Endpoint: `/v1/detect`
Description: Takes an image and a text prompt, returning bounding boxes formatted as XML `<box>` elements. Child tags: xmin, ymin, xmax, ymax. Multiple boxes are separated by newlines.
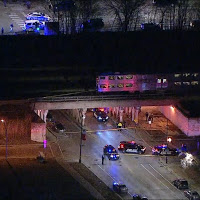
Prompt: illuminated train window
<box><xmin>191</xmin><ymin>81</ymin><xmax>198</xmax><ymax>85</ymax></box>
<box><xmin>109</xmin><ymin>76</ymin><xmax>115</xmax><ymax>80</ymax></box>
<box><xmin>174</xmin><ymin>82</ymin><xmax>181</xmax><ymax>86</ymax></box>
<box><xmin>157</xmin><ymin>79</ymin><xmax>161</xmax><ymax>83</ymax></box>
<box><xmin>109</xmin><ymin>84</ymin><xmax>115</xmax><ymax>88</ymax></box>
<box><xmin>163</xmin><ymin>79</ymin><xmax>167</xmax><ymax>83</ymax></box>
<box><xmin>100</xmin><ymin>84</ymin><xmax>107</xmax><ymax>88</ymax></box>
<box><xmin>183</xmin><ymin>73</ymin><xmax>190</xmax><ymax>77</ymax></box>
<box><xmin>100</xmin><ymin>76</ymin><xmax>106</xmax><ymax>80</ymax></box>
<box><xmin>174</xmin><ymin>74</ymin><xmax>181</xmax><ymax>78</ymax></box>
<box><xmin>183</xmin><ymin>82</ymin><xmax>190</xmax><ymax>85</ymax></box>
<box><xmin>117</xmin><ymin>83</ymin><xmax>124</xmax><ymax>88</ymax></box>
<box><xmin>192</xmin><ymin>73</ymin><xmax>199</xmax><ymax>77</ymax></box>
<box><xmin>126</xmin><ymin>83</ymin><xmax>133</xmax><ymax>87</ymax></box>
<box><xmin>126</xmin><ymin>75</ymin><xmax>133</xmax><ymax>79</ymax></box>
<box><xmin>117</xmin><ymin>76</ymin><xmax>124</xmax><ymax>80</ymax></box>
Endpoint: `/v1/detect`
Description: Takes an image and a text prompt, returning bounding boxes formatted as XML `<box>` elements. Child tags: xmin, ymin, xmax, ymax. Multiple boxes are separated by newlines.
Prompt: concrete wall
<box><xmin>159</xmin><ymin>106</ymin><xmax>200</xmax><ymax>136</ymax></box>
<box><xmin>31</xmin><ymin>122</ymin><xmax>46</xmax><ymax>143</ymax></box>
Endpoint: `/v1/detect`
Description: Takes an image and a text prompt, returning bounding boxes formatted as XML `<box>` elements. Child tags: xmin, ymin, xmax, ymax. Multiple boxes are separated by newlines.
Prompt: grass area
<box><xmin>0</xmin><ymin>159</ymin><xmax>95</xmax><ymax>200</ymax></box>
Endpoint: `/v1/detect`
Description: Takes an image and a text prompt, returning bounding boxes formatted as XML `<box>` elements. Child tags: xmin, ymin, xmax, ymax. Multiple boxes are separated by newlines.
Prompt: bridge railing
<box><xmin>35</xmin><ymin>92</ymin><xmax>177</xmax><ymax>102</ymax></box>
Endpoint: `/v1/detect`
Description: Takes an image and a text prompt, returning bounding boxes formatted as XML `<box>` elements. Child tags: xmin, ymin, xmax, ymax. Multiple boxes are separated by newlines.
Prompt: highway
<box><xmin>48</xmin><ymin>110</ymin><xmax>187</xmax><ymax>199</ymax></box>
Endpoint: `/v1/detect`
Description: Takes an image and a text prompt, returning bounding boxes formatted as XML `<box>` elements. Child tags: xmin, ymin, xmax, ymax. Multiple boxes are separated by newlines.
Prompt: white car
<box><xmin>26</xmin><ymin>12</ymin><xmax>50</xmax><ymax>21</ymax></box>
<box><xmin>24</xmin><ymin>20</ymin><xmax>45</xmax><ymax>30</ymax></box>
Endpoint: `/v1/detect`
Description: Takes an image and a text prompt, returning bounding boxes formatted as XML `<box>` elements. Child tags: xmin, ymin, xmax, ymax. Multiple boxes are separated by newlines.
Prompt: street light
<box><xmin>79</xmin><ymin>115</ymin><xmax>85</xmax><ymax>163</ymax></box>
<box><xmin>1</xmin><ymin>119</ymin><xmax>8</xmax><ymax>160</ymax></box>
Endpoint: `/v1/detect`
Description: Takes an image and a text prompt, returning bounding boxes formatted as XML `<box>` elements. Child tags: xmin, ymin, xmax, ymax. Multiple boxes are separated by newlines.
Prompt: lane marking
<box><xmin>141</xmin><ymin>164</ymin><xmax>170</xmax><ymax>190</ymax></box>
<box><xmin>148</xmin><ymin>164</ymin><xmax>184</xmax><ymax>194</ymax></box>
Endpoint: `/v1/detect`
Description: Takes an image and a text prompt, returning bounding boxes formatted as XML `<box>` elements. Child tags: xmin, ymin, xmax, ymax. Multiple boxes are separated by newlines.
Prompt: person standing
<box><xmin>1</xmin><ymin>27</ymin><xmax>4</xmax><ymax>35</ymax></box>
<box><xmin>145</xmin><ymin>112</ymin><xmax>149</xmax><ymax>121</ymax></box>
<box><xmin>102</xmin><ymin>155</ymin><xmax>104</xmax><ymax>165</ymax></box>
<box><xmin>10</xmin><ymin>24</ymin><xmax>14</xmax><ymax>32</ymax></box>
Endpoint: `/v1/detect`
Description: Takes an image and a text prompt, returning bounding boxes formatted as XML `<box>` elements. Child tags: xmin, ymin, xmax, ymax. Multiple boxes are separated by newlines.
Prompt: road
<box><xmin>48</xmin><ymin>110</ymin><xmax>187</xmax><ymax>200</ymax></box>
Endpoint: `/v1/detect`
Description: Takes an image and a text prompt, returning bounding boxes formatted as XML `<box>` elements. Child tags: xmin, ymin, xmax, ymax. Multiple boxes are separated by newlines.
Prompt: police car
<box><xmin>26</xmin><ymin>12</ymin><xmax>51</xmax><ymax>21</ymax></box>
<box><xmin>94</xmin><ymin>111</ymin><xmax>109</xmax><ymax>122</ymax></box>
<box><xmin>118</xmin><ymin>141</ymin><xmax>146</xmax><ymax>154</ymax></box>
<box><xmin>103</xmin><ymin>145</ymin><xmax>120</xmax><ymax>160</ymax></box>
<box><xmin>152</xmin><ymin>144</ymin><xmax>179</xmax><ymax>156</ymax></box>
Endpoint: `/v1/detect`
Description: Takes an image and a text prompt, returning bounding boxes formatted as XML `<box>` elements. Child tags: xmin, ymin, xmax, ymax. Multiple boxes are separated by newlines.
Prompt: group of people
<box><xmin>1</xmin><ymin>24</ymin><xmax>14</xmax><ymax>35</ymax></box>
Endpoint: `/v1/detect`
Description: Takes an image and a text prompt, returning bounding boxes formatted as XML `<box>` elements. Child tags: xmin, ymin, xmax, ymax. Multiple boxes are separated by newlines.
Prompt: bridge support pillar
<box><xmin>131</xmin><ymin>107</ymin><xmax>135</xmax><ymax>122</ymax></box>
<box><xmin>119</xmin><ymin>108</ymin><xmax>124</xmax><ymax>122</ymax></box>
<box><xmin>128</xmin><ymin>107</ymin><xmax>132</xmax><ymax>118</ymax></box>
<box><xmin>116</xmin><ymin>107</ymin><xmax>119</xmax><ymax>118</ymax></box>
<box><xmin>125</xmin><ymin>107</ymin><xmax>128</xmax><ymax>116</ymax></box>
<box><xmin>134</xmin><ymin>107</ymin><xmax>140</xmax><ymax>124</ymax></box>
<box><xmin>79</xmin><ymin>108</ymin><xmax>87</xmax><ymax>127</ymax></box>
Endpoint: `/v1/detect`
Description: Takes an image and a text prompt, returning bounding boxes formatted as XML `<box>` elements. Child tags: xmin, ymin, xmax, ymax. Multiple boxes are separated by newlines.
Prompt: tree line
<box><xmin>51</xmin><ymin>0</ymin><xmax>200</xmax><ymax>33</ymax></box>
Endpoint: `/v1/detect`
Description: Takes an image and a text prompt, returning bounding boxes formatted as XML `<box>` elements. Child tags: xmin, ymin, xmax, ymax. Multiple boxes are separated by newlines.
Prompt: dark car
<box><xmin>133</xmin><ymin>194</ymin><xmax>148</xmax><ymax>200</ymax></box>
<box><xmin>173</xmin><ymin>179</ymin><xmax>189</xmax><ymax>190</ymax></box>
<box><xmin>118</xmin><ymin>141</ymin><xmax>146</xmax><ymax>154</ymax></box>
<box><xmin>103</xmin><ymin>145</ymin><xmax>120</xmax><ymax>160</ymax></box>
<box><xmin>55</xmin><ymin>123</ymin><xmax>66</xmax><ymax>133</ymax></box>
<box><xmin>113</xmin><ymin>182</ymin><xmax>128</xmax><ymax>194</ymax></box>
<box><xmin>190</xmin><ymin>20</ymin><xmax>200</xmax><ymax>30</ymax></box>
<box><xmin>81</xmin><ymin>18</ymin><xmax>104</xmax><ymax>32</ymax></box>
<box><xmin>46</xmin><ymin>113</ymin><xmax>53</xmax><ymax>122</ymax></box>
<box><xmin>184</xmin><ymin>190</ymin><xmax>200</xmax><ymax>200</ymax></box>
<box><xmin>152</xmin><ymin>144</ymin><xmax>179</xmax><ymax>156</ymax></box>
<box><xmin>94</xmin><ymin>111</ymin><xmax>109</xmax><ymax>122</ymax></box>
<box><xmin>141</xmin><ymin>23</ymin><xmax>161</xmax><ymax>31</ymax></box>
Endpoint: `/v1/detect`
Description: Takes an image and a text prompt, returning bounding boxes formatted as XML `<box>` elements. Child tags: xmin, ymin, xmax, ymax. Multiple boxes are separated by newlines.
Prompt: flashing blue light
<box><xmin>113</xmin><ymin>182</ymin><xmax>117</xmax><ymax>185</ymax></box>
<box><xmin>109</xmin><ymin>149</ymin><xmax>111</xmax><ymax>152</ymax></box>
<box><xmin>36</xmin><ymin>27</ymin><xmax>40</xmax><ymax>31</ymax></box>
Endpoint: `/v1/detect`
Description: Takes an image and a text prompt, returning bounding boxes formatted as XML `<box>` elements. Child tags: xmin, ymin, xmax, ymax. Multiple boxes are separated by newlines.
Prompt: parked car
<box><xmin>141</xmin><ymin>23</ymin><xmax>161</xmax><ymax>31</ymax></box>
<box><xmin>94</xmin><ymin>111</ymin><xmax>109</xmax><ymax>122</ymax></box>
<box><xmin>46</xmin><ymin>113</ymin><xmax>53</xmax><ymax>122</ymax></box>
<box><xmin>190</xmin><ymin>20</ymin><xmax>200</xmax><ymax>30</ymax></box>
<box><xmin>172</xmin><ymin>179</ymin><xmax>189</xmax><ymax>190</ymax></box>
<box><xmin>113</xmin><ymin>182</ymin><xmax>128</xmax><ymax>194</ymax></box>
<box><xmin>26</xmin><ymin>12</ymin><xmax>51</xmax><ymax>21</ymax></box>
<box><xmin>152</xmin><ymin>144</ymin><xmax>179</xmax><ymax>156</ymax></box>
<box><xmin>184</xmin><ymin>190</ymin><xmax>200</xmax><ymax>200</ymax></box>
<box><xmin>103</xmin><ymin>145</ymin><xmax>119</xmax><ymax>160</ymax></box>
<box><xmin>81</xmin><ymin>18</ymin><xmax>104</xmax><ymax>32</ymax></box>
<box><xmin>133</xmin><ymin>194</ymin><xmax>148</xmax><ymax>200</ymax></box>
<box><xmin>55</xmin><ymin>123</ymin><xmax>66</xmax><ymax>133</ymax></box>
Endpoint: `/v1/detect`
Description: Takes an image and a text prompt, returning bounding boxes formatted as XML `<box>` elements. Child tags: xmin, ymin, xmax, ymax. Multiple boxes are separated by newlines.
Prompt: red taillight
<box><xmin>120</xmin><ymin>144</ymin><xmax>124</xmax><ymax>148</ymax></box>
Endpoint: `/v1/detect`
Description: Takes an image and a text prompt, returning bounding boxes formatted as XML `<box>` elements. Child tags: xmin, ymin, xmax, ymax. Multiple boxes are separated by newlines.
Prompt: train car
<box><xmin>96</xmin><ymin>72</ymin><xmax>200</xmax><ymax>94</ymax></box>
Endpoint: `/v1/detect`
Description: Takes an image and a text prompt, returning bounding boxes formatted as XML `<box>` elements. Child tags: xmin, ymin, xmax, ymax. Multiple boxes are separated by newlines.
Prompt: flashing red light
<box><xmin>120</xmin><ymin>144</ymin><xmax>124</xmax><ymax>148</ymax></box>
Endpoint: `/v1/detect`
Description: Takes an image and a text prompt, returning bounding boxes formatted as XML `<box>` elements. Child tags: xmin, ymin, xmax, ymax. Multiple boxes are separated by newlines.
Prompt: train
<box><xmin>96</xmin><ymin>72</ymin><xmax>199</xmax><ymax>94</ymax></box>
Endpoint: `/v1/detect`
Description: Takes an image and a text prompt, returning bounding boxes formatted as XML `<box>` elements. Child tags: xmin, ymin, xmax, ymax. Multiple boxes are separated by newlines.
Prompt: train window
<box><xmin>174</xmin><ymin>74</ymin><xmax>181</xmax><ymax>78</ymax></box>
<box><xmin>117</xmin><ymin>76</ymin><xmax>124</xmax><ymax>80</ymax></box>
<box><xmin>191</xmin><ymin>81</ymin><xmax>199</xmax><ymax>85</ymax></box>
<box><xmin>126</xmin><ymin>83</ymin><xmax>133</xmax><ymax>87</ymax></box>
<box><xmin>183</xmin><ymin>82</ymin><xmax>190</xmax><ymax>85</ymax></box>
<box><xmin>100</xmin><ymin>76</ymin><xmax>105</xmax><ymax>80</ymax></box>
<box><xmin>157</xmin><ymin>79</ymin><xmax>161</xmax><ymax>83</ymax></box>
<box><xmin>163</xmin><ymin>79</ymin><xmax>167</xmax><ymax>83</ymax></box>
<box><xmin>192</xmin><ymin>73</ymin><xmax>199</xmax><ymax>77</ymax></box>
<box><xmin>109</xmin><ymin>76</ymin><xmax>115</xmax><ymax>80</ymax></box>
<box><xmin>174</xmin><ymin>82</ymin><xmax>181</xmax><ymax>86</ymax></box>
<box><xmin>109</xmin><ymin>84</ymin><xmax>115</xmax><ymax>88</ymax></box>
<box><xmin>117</xmin><ymin>83</ymin><xmax>124</xmax><ymax>88</ymax></box>
<box><xmin>183</xmin><ymin>73</ymin><xmax>190</xmax><ymax>77</ymax></box>
<box><xmin>126</xmin><ymin>75</ymin><xmax>133</xmax><ymax>79</ymax></box>
<box><xmin>100</xmin><ymin>84</ymin><xmax>107</xmax><ymax>88</ymax></box>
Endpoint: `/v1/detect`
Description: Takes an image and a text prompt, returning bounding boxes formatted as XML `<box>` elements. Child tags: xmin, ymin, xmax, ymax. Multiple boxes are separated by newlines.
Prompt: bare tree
<box><xmin>103</xmin><ymin>0</ymin><xmax>146</xmax><ymax>32</ymax></box>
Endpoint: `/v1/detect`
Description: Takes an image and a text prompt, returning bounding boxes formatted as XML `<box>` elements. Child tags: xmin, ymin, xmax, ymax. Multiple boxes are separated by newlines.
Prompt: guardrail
<box><xmin>35</xmin><ymin>92</ymin><xmax>178</xmax><ymax>102</ymax></box>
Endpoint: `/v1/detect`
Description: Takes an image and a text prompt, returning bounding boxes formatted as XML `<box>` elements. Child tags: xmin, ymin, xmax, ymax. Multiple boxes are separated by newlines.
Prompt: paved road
<box><xmin>49</xmin><ymin>109</ymin><xmax>189</xmax><ymax>199</ymax></box>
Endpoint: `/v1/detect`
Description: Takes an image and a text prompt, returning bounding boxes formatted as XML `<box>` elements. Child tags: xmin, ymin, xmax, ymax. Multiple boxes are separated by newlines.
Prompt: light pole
<box><xmin>79</xmin><ymin>115</ymin><xmax>85</xmax><ymax>163</ymax></box>
<box><xmin>1</xmin><ymin>119</ymin><xmax>8</xmax><ymax>160</ymax></box>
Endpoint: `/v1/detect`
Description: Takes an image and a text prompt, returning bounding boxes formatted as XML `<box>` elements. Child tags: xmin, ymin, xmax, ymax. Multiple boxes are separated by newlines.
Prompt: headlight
<box><xmin>110</xmin><ymin>154</ymin><xmax>113</xmax><ymax>158</ymax></box>
<box><xmin>106</xmin><ymin>116</ymin><xmax>108</xmax><ymax>119</ymax></box>
<box><xmin>98</xmin><ymin>117</ymin><xmax>102</xmax><ymax>119</ymax></box>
